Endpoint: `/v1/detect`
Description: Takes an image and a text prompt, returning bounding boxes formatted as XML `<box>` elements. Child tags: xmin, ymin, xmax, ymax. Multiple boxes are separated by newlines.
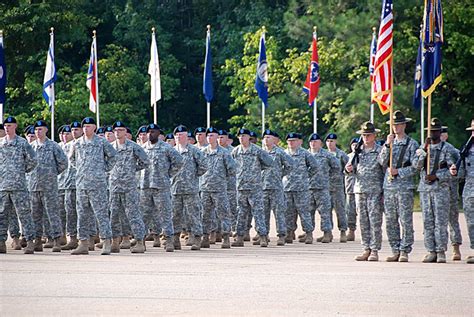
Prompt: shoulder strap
<box><xmin>430</xmin><ymin>142</ymin><xmax>444</xmax><ymax>175</ymax></box>
<box><xmin>395</xmin><ymin>137</ymin><xmax>411</xmax><ymax>168</ymax></box>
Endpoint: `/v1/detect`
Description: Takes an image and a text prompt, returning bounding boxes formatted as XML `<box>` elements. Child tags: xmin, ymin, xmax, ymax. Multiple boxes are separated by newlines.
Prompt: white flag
<box><xmin>148</xmin><ymin>31</ymin><xmax>161</xmax><ymax>106</ymax></box>
<box><xmin>43</xmin><ymin>31</ymin><xmax>56</xmax><ymax>110</ymax></box>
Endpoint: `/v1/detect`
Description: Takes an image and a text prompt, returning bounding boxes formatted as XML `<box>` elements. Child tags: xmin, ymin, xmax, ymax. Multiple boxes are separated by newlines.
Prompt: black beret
<box><xmin>23</xmin><ymin>125</ymin><xmax>34</xmax><ymax>135</ymax></box>
<box><xmin>350</xmin><ymin>137</ymin><xmax>359</xmax><ymax>145</ymax></box>
<box><xmin>147</xmin><ymin>123</ymin><xmax>161</xmax><ymax>132</ymax></box>
<box><xmin>126</xmin><ymin>127</ymin><xmax>132</xmax><ymax>134</ymax></box>
<box><xmin>249</xmin><ymin>131</ymin><xmax>258</xmax><ymax>138</ymax></box>
<box><xmin>325</xmin><ymin>133</ymin><xmax>337</xmax><ymax>141</ymax></box>
<box><xmin>105</xmin><ymin>126</ymin><xmax>113</xmax><ymax>133</ymax></box>
<box><xmin>81</xmin><ymin>117</ymin><xmax>96</xmax><ymax>126</ymax></box>
<box><xmin>206</xmin><ymin>127</ymin><xmax>218</xmax><ymax>135</ymax></box>
<box><xmin>187</xmin><ymin>131</ymin><xmax>194</xmax><ymax>138</ymax></box>
<box><xmin>173</xmin><ymin>125</ymin><xmax>188</xmax><ymax>135</ymax></box>
<box><xmin>70</xmin><ymin>121</ymin><xmax>81</xmax><ymax>128</ymax></box>
<box><xmin>63</xmin><ymin>125</ymin><xmax>71</xmax><ymax>133</ymax></box>
<box><xmin>194</xmin><ymin>127</ymin><xmax>206</xmax><ymax>134</ymax></box>
<box><xmin>286</xmin><ymin>132</ymin><xmax>302</xmax><ymax>140</ymax></box>
<box><xmin>262</xmin><ymin>129</ymin><xmax>278</xmax><ymax>138</ymax></box>
<box><xmin>136</xmin><ymin>125</ymin><xmax>147</xmax><ymax>136</ymax></box>
<box><xmin>237</xmin><ymin>128</ymin><xmax>251</xmax><ymax>136</ymax></box>
<box><xmin>228</xmin><ymin>133</ymin><xmax>234</xmax><ymax>139</ymax></box>
<box><xmin>165</xmin><ymin>133</ymin><xmax>174</xmax><ymax>141</ymax></box>
<box><xmin>5</xmin><ymin>116</ymin><xmax>17</xmax><ymax>124</ymax></box>
<box><xmin>96</xmin><ymin>127</ymin><xmax>105</xmax><ymax>134</ymax></box>
<box><xmin>308</xmin><ymin>133</ymin><xmax>321</xmax><ymax>141</ymax></box>
<box><xmin>217</xmin><ymin>129</ymin><xmax>228</xmax><ymax>136</ymax></box>
<box><xmin>112</xmin><ymin>121</ymin><xmax>125</xmax><ymax>129</ymax></box>
<box><xmin>34</xmin><ymin>120</ymin><xmax>48</xmax><ymax>128</ymax></box>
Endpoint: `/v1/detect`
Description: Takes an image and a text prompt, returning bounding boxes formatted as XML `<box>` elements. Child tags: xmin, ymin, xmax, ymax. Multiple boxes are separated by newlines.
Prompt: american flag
<box><xmin>369</xmin><ymin>28</ymin><xmax>377</xmax><ymax>102</ymax></box>
<box><xmin>372</xmin><ymin>0</ymin><xmax>393</xmax><ymax>115</ymax></box>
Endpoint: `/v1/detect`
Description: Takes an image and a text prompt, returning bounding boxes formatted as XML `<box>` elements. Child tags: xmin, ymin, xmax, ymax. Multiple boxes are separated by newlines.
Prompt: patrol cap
<box><xmin>4</xmin><ymin>116</ymin><xmax>17</xmax><ymax>124</ymax></box>
<box><xmin>34</xmin><ymin>120</ymin><xmax>48</xmax><ymax>128</ymax></box>
<box><xmin>112</xmin><ymin>121</ymin><xmax>126</xmax><ymax>130</ymax></box>
<box><xmin>217</xmin><ymin>129</ymin><xmax>228</xmax><ymax>136</ymax></box>
<box><xmin>262</xmin><ymin>129</ymin><xmax>279</xmax><ymax>138</ymax></box>
<box><xmin>187</xmin><ymin>131</ymin><xmax>194</xmax><ymax>138</ymax></box>
<box><xmin>63</xmin><ymin>125</ymin><xmax>71</xmax><ymax>133</ymax></box>
<box><xmin>165</xmin><ymin>133</ymin><xmax>174</xmax><ymax>141</ymax></box>
<box><xmin>194</xmin><ymin>127</ymin><xmax>206</xmax><ymax>135</ymax></box>
<box><xmin>249</xmin><ymin>131</ymin><xmax>258</xmax><ymax>138</ymax></box>
<box><xmin>146</xmin><ymin>123</ymin><xmax>161</xmax><ymax>132</ymax></box>
<box><xmin>206</xmin><ymin>127</ymin><xmax>219</xmax><ymax>135</ymax></box>
<box><xmin>325</xmin><ymin>133</ymin><xmax>337</xmax><ymax>141</ymax></box>
<box><xmin>173</xmin><ymin>125</ymin><xmax>188</xmax><ymax>135</ymax></box>
<box><xmin>105</xmin><ymin>126</ymin><xmax>113</xmax><ymax>133</ymax></box>
<box><xmin>96</xmin><ymin>127</ymin><xmax>105</xmax><ymax>134</ymax></box>
<box><xmin>308</xmin><ymin>133</ymin><xmax>321</xmax><ymax>141</ymax></box>
<box><xmin>237</xmin><ymin>128</ymin><xmax>251</xmax><ymax>136</ymax></box>
<box><xmin>286</xmin><ymin>132</ymin><xmax>302</xmax><ymax>140</ymax></box>
<box><xmin>81</xmin><ymin>117</ymin><xmax>96</xmax><ymax>126</ymax></box>
<box><xmin>24</xmin><ymin>125</ymin><xmax>35</xmax><ymax>135</ymax></box>
<box><xmin>70</xmin><ymin>121</ymin><xmax>81</xmax><ymax>129</ymax></box>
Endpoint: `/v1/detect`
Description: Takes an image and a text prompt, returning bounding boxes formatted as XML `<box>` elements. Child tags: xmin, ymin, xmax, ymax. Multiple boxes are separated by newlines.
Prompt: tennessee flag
<box><xmin>86</xmin><ymin>35</ymin><xmax>98</xmax><ymax>113</ymax></box>
<box><xmin>303</xmin><ymin>30</ymin><xmax>320</xmax><ymax>107</ymax></box>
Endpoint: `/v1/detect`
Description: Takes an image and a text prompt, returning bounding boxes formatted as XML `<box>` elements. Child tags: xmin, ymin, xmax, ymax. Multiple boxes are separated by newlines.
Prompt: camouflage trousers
<box><xmin>140</xmin><ymin>188</ymin><xmax>174</xmax><ymax>237</ymax></box>
<box><xmin>263</xmin><ymin>189</ymin><xmax>287</xmax><ymax>236</ymax></box>
<box><xmin>309</xmin><ymin>189</ymin><xmax>332</xmax><ymax>232</ymax></box>
<box><xmin>448</xmin><ymin>181</ymin><xmax>462</xmax><ymax>245</ymax></box>
<box><xmin>31</xmin><ymin>191</ymin><xmax>63</xmax><ymax>239</ymax></box>
<box><xmin>463</xmin><ymin>196</ymin><xmax>474</xmax><ymax>249</ymax></box>
<box><xmin>140</xmin><ymin>189</ymin><xmax>159</xmax><ymax>234</ymax></box>
<box><xmin>8</xmin><ymin>207</ymin><xmax>21</xmax><ymax>238</ymax></box>
<box><xmin>58</xmin><ymin>189</ymin><xmax>78</xmax><ymax>237</ymax></box>
<box><xmin>201</xmin><ymin>191</ymin><xmax>231</xmax><ymax>234</ymax></box>
<box><xmin>0</xmin><ymin>191</ymin><xmax>36</xmax><ymax>241</ymax></box>
<box><xmin>383</xmin><ymin>190</ymin><xmax>414</xmax><ymax>254</ymax></box>
<box><xmin>228</xmin><ymin>190</ymin><xmax>237</xmax><ymax>231</ymax></box>
<box><xmin>76</xmin><ymin>189</ymin><xmax>112</xmax><ymax>241</ymax></box>
<box><xmin>173</xmin><ymin>193</ymin><xmax>203</xmax><ymax>237</ymax></box>
<box><xmin>420</xmin><ymin>188</ymin><xmax>449</xmax><ymax>252</ymax></box>
<box><xmin>58</xmin><ymin>190</ymin><xmax>67</xmax><ymax>235</ymax></box>
<box><xmin>345</xmin><ymin>193</ymin><xmax>357</xmax><ymax>231</ymax></box>
<box><xmin>285</xmin><ymin>191</ymin><xmax>315</xmax><ymax>234</ymax></box>
<box><xmin>330</xmin><ymin>187</ymin><xmax>348</xmax><ymax>231</ymax></box>
<box><xmin>355</xmin><ymin>192</ymin><xmax>383</xmax><ymax>251</ymax></box>
<box><xmin>110</xmin><ymin>190</ymin><xmax>146</xmax><ymax>240</ymax></box>
<box><xmin>236</xmin><ymin>190</ymin><xmax>268</xmax><ymax>236</ymax></box>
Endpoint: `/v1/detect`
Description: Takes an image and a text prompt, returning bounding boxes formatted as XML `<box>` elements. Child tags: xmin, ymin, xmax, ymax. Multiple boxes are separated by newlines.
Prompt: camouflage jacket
<box><xmin>200</xmin><ymin>145</ymin><xmax>236</xmax><ymax>192</ymax></box>
<box><xmin>171</xmin><ymin>144</ymin><xmax>207</xmax><ymax>194</ymax></box>
<box><xmin>283</xmin><ymin>147</ymin><xmax>318</xmax><ymax>192</ymax></box>
<box><xmin>414</xmin><ymin>141</ymin><xmax>454</xmax><ymax>192</ymax></box>
<box><xmin>262</xmin><ymin>145</ymin><xmax>294</xmax><ymax>191</ymax></box>
<box><xmin>58</xmin><ymin>141</ymin><xmax>77</xmax><ymax>190</ymax></box>
<box><xmin>222</xmin><ymin>145</ymin><xmax>236</xmax><ymax>191</ymax></box>
<box><xmin>309</xmin><ymin>148</ymin><xmax>339</xmax><ymax>190</ymax></box>
<box><xmin>0</xmin><ymin>136</ymin><xmax>37</xmax><ymax>191</ymax></box>
<box><xmin>346</xmin><ymin>144</ymin><xmax>384</xmax><ymax>194</ymax></box>
<box><xmin>232</xmin><ymin>143</ymin><xmax>273</xmax><ymax>191</ymax></box>
<box><xmin>457</xmin><ymin>146</ymin><xmax>474</xmax><ymax>199</ymax></box>
<box><xmin>328</xmin><ymin>147</ymin><xmax>349</xmax><ymax>191</ymax></box>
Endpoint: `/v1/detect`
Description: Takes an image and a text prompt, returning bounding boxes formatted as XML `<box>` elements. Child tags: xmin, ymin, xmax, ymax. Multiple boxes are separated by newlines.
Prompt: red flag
<box><xmin>86</xmin><ymin>36</ymin><xmax>98</xmax><ymax>113</ymax></box>
<box><xmin>303</xmin><ymin>32</ymin><xmax>320</xmax><ymax>107</ymax></box>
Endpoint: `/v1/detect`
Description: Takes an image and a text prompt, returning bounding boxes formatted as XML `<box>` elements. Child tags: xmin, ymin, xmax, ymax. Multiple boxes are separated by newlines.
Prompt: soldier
<box><xmin>261</xmin><ymin>129</ymin><xmax>293</xmax><ymax>246</ymax></box>
<box><xmin>69</xmin><ymin>117</ymin><xmax>117</xmax><ymax>255</ymax></box>
<box><xmin>187</xmin><ymin>131</ymin><xmax>196</xmax><ymax>145</ymax></box>
<box><xmin>325</xmin><ymin>133</ymin><xmax>349</xmax><ymax>242</ymax></box>
<box><xmin>450</xmin><ymin>119</ymin><xmax>474</xmax><ymax>264</ymax></box>
<box><xmin>108</xmin><ymin>121</ymin><xmax>149</xmax><ymax>253</ymax></box>
<box><xmin>194</xmin><ymin>127</ymin><xmax>208</xmax><ymax>149</ymax></box>
<box><xmin>345</xmin><ymin>138</ymin><xmax>359</xmax><ymax>241</ymax></box>
<box><xmin>96</xmin><ymin>127</ymin><xmax>105</xmax><ymax>138</ymax></box>
<box><xmin>230</xmin><ymin>128</ymin><xmax>273</xmax><ymax>247</ymax></box>
<box><xmin>283</xmin><ymin>132</ymin><xmax>317</xmax><ymax>244</ymax></box>
<box><xmin>136</xmin><ymin>126</ymin><xmax>148</xmax><ymax>146</ymax></box>
<box><xmin>140</xmin><ymin>124</ymin><xmax>183</xmax><ymax>252</ymax></box>
<box><xmin>28</xmin><ymin>120</ymin><xmax>68</xmax><ymax>252</ymax></box>
<box><xmin>307</xmin><ymin>133</ymin><xmax>340</xmax><ymax>243</ymax></box>
<box><xmin>345</xmin><ymin>122</ymin><xmax>384</xmax><ymax>261</ymax></box>
<box><xmin>165</xmin><ymin>133</ymin><xmax>175</xmax><ymax>147</ymax></box>
<box><xmin>440</xmin><ymin>127</ymin><xmax>463</xmax><ymax>260</ymax></box>
<box><xmin>380</xmin><ymin>111</ymin><xmax>419</xmax><ymax>262</ymax></box>
<box><xmin>200</xmin><ymin>127</ymin><xmax>236</xmax><ymax>248</ymax></box>
<box><xmin>104</xmin><ymin>126</ymin><xmax>115</xmax><ymax>143</ymax></box>
<box><xmin>249</xmin><ymin>131</ymin><xmax>258</xmax><ymax>144</ymax></box>
<box><xmin>414</xmin><ymin>118</ymin><xmax>454</xmax><ymax>263</ymax></box>
<box><xmin>24</xmin><ymin>125</ymin><xmax>36</xmax><ymax>143</ymax></box>
<box><xmin>125</xmin><ymin>127</ymin><xmax>133</xmax><ymax>141</ymax></box>
<box><xmin>0</xmin><ymin>116</ymin><xmax>36</xmax><ymax>254</ymax></box>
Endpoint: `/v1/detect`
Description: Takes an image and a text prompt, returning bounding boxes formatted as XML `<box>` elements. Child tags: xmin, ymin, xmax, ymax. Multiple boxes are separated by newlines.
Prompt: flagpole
<box><xmin>206</xmin><ymin>25</ymin><xmax>211</xmax><ymax>128</ymax></box>
<box><xmin>370</xmin><ymin>27</ymin><xmax>376</xmax><ymax>124</ymax></box>
<box><xmin>427</xmin><ymin>95</ymin><xmax>431</xmax><ymax>173</ymax></box>
<box><xmin>93</xmin><ymin>30</ymin><xmax>99</xmax><ymax>127</ymax></box>
<box><xmin>50</xmin><ymin>27</ymin><xmax>55</xmax><ymax>141</ymax></box>
<box><xmin>370</xmin><ymin>104</ymin><xmax>374</xmax><ymax>123</ymax></box>
<box><xmin>313</xmin><ymin>100</ymin><xmax>317</xmax><ymax>133</ymax></box>
<box><xmin>151</xmin><ymin>27</ymin><xmax>157</xmax><ymax>124</ymax></box>
<box><xmin>420</xmin><ymin>94</ymin><xmax>424</xmax><ymax>143</ymax></box>
<box><xmin>261</xmin><ymin>26</ymin><xmax>266</xmax><ymax>135</ymax></box>
<box><xmin>0</xmin><ymin>30</ymin><xmax>4</xmax><ymax>123</ymax></box>
<box><xmin>388</xmin><ymin>33</ymin><xmax>394</xmax><ymax>177</ymax></box>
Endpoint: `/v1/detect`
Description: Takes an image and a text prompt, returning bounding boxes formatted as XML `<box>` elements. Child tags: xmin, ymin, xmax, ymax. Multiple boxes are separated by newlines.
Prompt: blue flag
<box><xmin>422</xmin><ymin>0</ymin><xmax>443</xmax><ymax>97</ymax></box>
<box><xmin>413</xmin><ymin>34</ymin><xmax>422</xmax><ymax>110</ymax></box>
<box><xmin>255</xmin><ymin>32</ymin><xmax>268</xmax><ymax>107</ymax></box>
<box><xmin>43</xmin><ymin>31</ymin><xmax>57</xmax><ymax>110</ymax></box>
<box><xmin>0</xmin><ymin>33</ymin><xmax>6</xmax><ymax>104</ymax></box>
<box><xmin>203</xmin><ymin>28</ymin><xmax>213</xmax><ymax>103</ymax></box>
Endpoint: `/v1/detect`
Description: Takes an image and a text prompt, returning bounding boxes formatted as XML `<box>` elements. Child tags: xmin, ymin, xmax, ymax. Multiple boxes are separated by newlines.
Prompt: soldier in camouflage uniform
<box><xmin>307</xmin><ymin>133</ymin><xmax>340</xmax><ymax>243</ymax></box>
<box><xmin>380</xmin><ymin>111</ymin><xmax>419</xmax><ymax>262</ymax></box>
<box><xmin>283</xmin><ymin>133</ymin><xmax>317</xmax><ymax>244</ymax></box>
<box><xmin>261</xmin><ymin>129</ymin><xmax>293</xmax><ymax>246</ymax></box>
<box><xmin>0</xmin><ymin>116</ymin><xmax>36</xmax><ymax>254</ymax></box>
<box><xmin>140</xmin><ymin>124</ymin><xmax>183</xmax><ymax>252</ymax></box>
<box><xmin>440</xmin><ymin>127</ymin><xmax>463</xmax><ymax>260</ymax></box>
<box><xmin>231</xmin><ymin>128</ymin><xmax>273</xmax><ymax>247</ymax></box>
<box><xmin>200</xmin><ymin>127</ymin><xmax>236</xmax><ymax>248</ymax></box>
<box><xmin>171</xmin><ymin>125</ymin><xmax>207</xmax><ymax>250</ymax></box>
<box><xmin>345</xmin><ymin>122</ymin><xmax>384</xmax><ymax>261</ymax></box>
<box><xmin>450</xmin><ymin>119</ymin><xmax>474</xmax><ymax>264</ymax></box>
<box><xmin>29</xmin><ymin>120</ymin><xmax>68</xmax><ymax>252</ymax></box>
<box><xmin>345</xmin><ymin>138</ymin><xmax>359</xmax><ymax>241</ymax></box>
<box><xmin>69</xmin><ymin>117</ymin><xmax>117</xmax><ymax>255</ymax></box>
<box><xmin>325</xmin><ymin>133</ymin><xmax>349</xmax><ymax>242</ymax></box>
<box><xmin>194</xmin><ymin>127</ymin><xmax>208</xmax><ymax>150</ymax></box>
<box><xmin>414</xmin><ymin>118</ymin><xmax>454</xmax><ymax>263</ymax></box>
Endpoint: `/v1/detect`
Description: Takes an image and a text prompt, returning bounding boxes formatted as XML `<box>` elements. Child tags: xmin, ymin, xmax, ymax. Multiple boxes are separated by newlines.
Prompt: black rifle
<box><xmin>350</xmin><ymin>137</ymin><xmax>364</xmax><ymax>171</ymax></box>
<box><xmin>455</xmin><ymin>135</ymin><xmax>473</xmax><ymax>171</ymax></box>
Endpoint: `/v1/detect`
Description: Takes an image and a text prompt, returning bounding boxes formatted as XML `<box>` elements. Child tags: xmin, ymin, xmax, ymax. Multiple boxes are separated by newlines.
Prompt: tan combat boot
<box><xmin>191</xmin><ymin>236</ymin><xmax>202</xmax><ymax>250</ymax></box>
<box><xmin>71</xmin><ymin>240</ymin><xmax>89</xmax><ymax>255</ymax></box>
<box><xmin>173</xmin><ymin>233</ymin><xmax>182</xmax><ymax>250</ymax></box>
<box><xmin>243</xmin><ymin>231</ymin><xmax>251</xmax><ymax>242</ymax></box>
<box><xmin>120</xmin><ymin>236</ymin><xmax>131</xmax><ymax>249</ymax></box>
<box><xmin>52</xmin><ymin>238</ymin><xmax>62</xmax><ymax>252</ymax></box>
<box><xmin>215</xmin><ymin>232</ymin><xmax>223</xmax><ymax>243</ymax></box>
<box><xmin>231</xmin><ymin>235</ymin><xmax>244</xmax><ymax>247</ymax></box>
<box><xmin>43</xmin><ymin>237</ymin><xmax>54</xmax><ymax>248</ymax></box>
<box><xmin>209</xmin><ymin>232</ymin><xmax>216</xmax><ymax>244</ymax></box>
<box><xmin>321</xmin><ymin>231</ymin><xmax>332</xmax><ymax>243</ymax></box>
<box><xmin>111</xmin><ymin>237</ymin><xmax>120</xmax><ymax>253</ymax></box>
<box><xmin>305</xmin><ymin>232</ymin><xmax>313</xmax><ymax>244</ymax></box>
<box><xmin>131</xmin><ymin>240</ymin><xmax>145</xmax><ymax>253</ymax></box>
<box><xmin>93</xmin><ymin>235</ymin><xmax>100</xmax><ymax>244</ymax></box>
<box><xmin>347</xmin><ymin>229</ymin><xmax>355</xmax><ymax>241</ymax></box>
<box><xmin>260</xmin><ymin>235</ymin><xmax>268</xmax><ymax>247</ymax></box>
<box><xmin>101</xmin><ymin>239</ymin><xmax>112</xmax><ymax>255</ymax></box>
<box><xmin>340</xmin><ymin>231</ymin><xmax>347</xmax><ymax>243</ymax></box>
<box><xmin>437</xmin><ymin>251</ymin><xmax>446</xmax><ymax>263</ymax></box>
<box><xmin>153</xmin><ymin>234</ymin><xmax>161</xmax><ymax>247</ymax></box>
<box><xmin>253</xmin><ymin>236</ymin><xmax>261</xmax><ymax>245</ymax></box>
<box><xmin>59</xmin><ymin>235</ymin><xmax>67</xmax><ymax>246</ymax></box>
<box><xmin>467</xmin><ymin>255</ymin><xmax>474</xmax><ymax>264</ymax></box>
<box><xmin>89</xmin><ymin>237</ymin><xmax>96</xmax><ymax>251</ymax></box>
<box><xmin>185</xmin><ymin>235</ymin><xmax>194</xmax><ymax>246</ymax></box>
<box><xmin>11</xmin><ymin>237</ymin><xmax>22</xmax><ymax>250</ymax></box>
<box><xmin>164</xmin><ymin>236</ymin><xmax>174</xmax><ymax>252</ymax></box>
<box><xmin>0</xmin><ymin>240</ymin><xmax>6</xmax><ymax>253</ymax></box>
<box><xmin>355</xmin><ymin>249</ymin><xmax>371</xmax><ymax>261</ymax></box>
<box><xmin>368</xmin><ymin>250</ymin><xmax>379</xmax><ymax>261</ymax></box>
<box><xmin>61</xmin><ymin>236</ymin><xmax>78</xmax><ymax>250</ymax></box>
<box><xmin>452</xmin><ymin>244</ymin><xmax>461</xmax><ymax>261</ymax></box>
<box><xmin>201</xmin><ymin>234</ymin><xmax>211</xmax><ymax>248</ymax></box>
<box><xmin>252</xmin><ymin>233</ymin><xmax>260</xmax><ymax>242</ymax></box>
<box><xmin>276</xmin><ymin>236</ymin><xmax>285</xmax><ymax>246</ymax></box>
<box><xmin>221</xmin><ymin>234</ymin><xmax>231</xmax><ymax>249</ymax></box>
<box><xmin>399</xmin><ymin>251</ymin><xmax>409</xmax><ymax>262</ymax></box>
<box><xmin>130</xmin><ymin>238</ymin><xmax>138</xmax><ymax>247</ymax></box>
<box><xmin>422</xmin><ymin>252</ymin><xmax>437</xmax><ymax>263</ymax></box>
<box><xmin>20</xmin><ymin>237</ymin><xmax>27</xmax><ymax>248</ymax></box>
<box><xmin>385</xmin><ymin>252</ymin><xmax>400</xmax><ymax>262</ymax></box>
<box><xmin>23</xmin><ymin>240</ymin><xmax>35</xmax><ymax>254</ymax></box>
<box><xmin>298</xmin><ymin>233</ymin><xmax>307</xmax><ymax>243</ymax></box>
<box><xmin>34</xmin><ymin>238</ymin><xmax>43</xmax><ymax>252</ymax></box>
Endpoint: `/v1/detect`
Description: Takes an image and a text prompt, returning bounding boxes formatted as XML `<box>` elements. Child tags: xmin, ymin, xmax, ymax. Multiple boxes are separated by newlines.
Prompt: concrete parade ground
<box><xmin>0</xmin><ymin>212</ymin><xmax>473</xmax><ymax>316</ymax></box>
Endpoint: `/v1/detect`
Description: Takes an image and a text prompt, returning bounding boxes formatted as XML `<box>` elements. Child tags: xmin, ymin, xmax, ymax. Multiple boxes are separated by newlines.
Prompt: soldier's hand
<box><xmin>449</xmin><ymin>164</ymin><xmax>457</xmax><ymax>176</ymax></box>
<box><xmin>416</xmin><ymin>149</ymin><xmax>424</xmax><ymax>156</ymax></box>
<box><xmin>389</xmin><ymin>167</ymin><xmax>398</xmax><ymax>176</ymax></box>
<box><xmin>424</xmin><ymin>137</ymin><xmax>432</xmax><ymax>151</ymax></box>
<box><xmin>345</xmin><ymin>162</ymin><xmax>353</xmax><ymax>173</ymax></box>
<box><xmin>386</xmin><ymin>134</ymin><xmax>394</xmax><ymax>145</ymax></box>
<box><xmin>426</xmin><ymin>174</ymin><xmax>437</xmax><ymax>182</ymax></box>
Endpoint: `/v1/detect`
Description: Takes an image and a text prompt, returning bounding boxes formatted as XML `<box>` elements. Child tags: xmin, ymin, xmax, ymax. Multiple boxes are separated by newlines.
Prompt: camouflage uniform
<box><xmin>344</xmin><ymin>173</ymin><xmax>357</xmax><ymax>231</ymax></box>
<box><xmin>262</xmin><ymin>146</ymin><xmax>293</xmax><ymax>236</ymax></box>
<box><xmin>309</xmin><ymin>148</ymin><xmax>339</xmax><ymax>232</ymax></box>
<box><xmin>58</xmin><ymin>140</ymin><xmax>77</xmax><ymax>237</ymax></box>
<box><xmin>140</xmin><ymin>140</ymin><xmax>183</xmax><ymax>238</ymax></box>
<box><xmin>457</xmin><ymin>147</ymin><xmax>474</xmax><ymax>250</ymax></box>
<box><xmin>283</xmin><ymin>147</ymin><xmax>317</xmax><ymax>234</ymax></box>
<box><xmin>200</xmin><ymin>145</ymin><xmax>236</xmax><ymax>234</ymax></box>
<box><xmin>380</xmin><ymin>136</ymin><xmax>419</xmax><ymax>254</ymax></box>
<box><xmin>232</xmin><ymin>143</ymin><xmax>273</xmax><ymax>236</ymax></box>
<box><xmin>328</xmin><ymin>148</ymin><xmax>349</xmax><ymax>231</ymax></box>
<box><xmin>414</xmin><ymin>142</ymin><xmax>454</xmax><ymax>253</ymax></box>
<box><xmin>69</xmin><ymin>135</ymin><xmax>116</xmax><ymax>240</ymax></box>
<box><xmin>109</xmin><ymin>140</ymin><xmax>149</xmax><ymax>240</ymax></box>
<box><xmin>444</xmin><ymin>141</ymin><xmax>462</xmax><ymax>246</ymax></box>
<box><xmin>347</xmin><ymin>144</ymin><xmax>384</xmax><ymax>251</ymax></box>
<box><xmin>222</xmin><ymin>145</ymin><xmax>237</xmax><ymax>230</ymax></box>
<box><xmin>0</xmin><ymin>136</ymin><xmax>37</xmax><ymax>242</ymax></box>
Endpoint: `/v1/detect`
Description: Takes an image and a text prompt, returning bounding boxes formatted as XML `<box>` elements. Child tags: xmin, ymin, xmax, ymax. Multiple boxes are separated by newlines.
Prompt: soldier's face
<box><xmin>287</xmin><ymin>139</ymin><xmax>300</xmax><ymax>150</ymax></box>
<box><xmin>440</xmin><ymin>132</ymin><xmax>448</xmax><ymax>142</ymax></box>
<box><xmin>393</xmin><ymin>123</ymin><xmax>406</xmax><ymax>135</ymax></box>
<box><xmin>250</xmin><ymin>137</ymin><xmax>257</xmax><ymax>144</ymax></box>
<box><xmin>83</xmin><ymin>124</ymin><xmax>96</xmax><ymax>137</ymax></box>
<box><xmin>309</xmin><ymin>139</ymin><xmax>322</xmax><ymax>150</ymax></box>
<box><xmin>166</xmin><ymin>138</ymin><xmax>176</xmax><ymax>146</ymax></box>
<box><xmin>114</xmin><ymin>127</ymin><xmax>127</xmax><ymax>140</ymax></box>
<box><xmin>175</xmin><ymin>132</ymin><xmax>188</xmax><ymax>146</ymax></box>
<box><xmin>207</xmin><ymin>133</ymin><xmax>218</xmax><ymax>145</ymax></box>
<box><xmin>238</xmin><ymin>134</ymin><xmax>250</xmax><ymax>146</ymax></box>
<box><xmin>61</xmin><ymin>132</ymin><xmax>72</xmax><ymax>143</ymax></box>
<box><xmin>105</xmin><ymin>132</ymin><xmax>116</xmax><ymax>142</ymax></box>
<box><xmin>72</xmin><ymin>128</ymin><xmax>83</xmax><ymax>139</ymax></box>
<box><xmin>148</xmin><ymin>130</ymin><xmax>160</xmax><ymax>143</ymax></box>
<box><xmin>351</xmin><ymin>142</ymin><xmax>357</xmax><ymax>152</ymax></box>
<box><xmin>262</xmin><ymin>135</ymin><xmax>273</xmax><ymax>148</ymax></box>
<box><xmin>35</xmin><ymin>126</ymin><xmax>47</xmax><ymax>139</ymax></box>
<box><xmin>139</xmin><ymin>132</ymin><xmax>148</xmax><ymax>143</ymax></box>
<box><xmin>188</xmin><ymin>136</ymin><xmax>196</xmax><ymax>144</ymax></box>
<box><xmin>326</xmin><ymin>139</ymin><xmax>337</xmax><ymax>150</ymax></box>
<box><xmin>26</xmin><ymin>134</ymin><xmax>36</xmax><ymax>143</ymax></box>
<box><xmin>362</xmin><ymin>133</ymin><xmax>376</xmax><ymax>144</ymax></box>
<box><xmin>4</xmin><ymin>123</ymin><xmax>17</xmax><ymax>136</ymax></box>
<box><xmin>196</xmin><ymin>132</ymin><xmax>206</xmax><ymax>144</ymax></box>
<box><xmin>217</xmin><ymin>135</ymin><xmax>227</xmax><ymax>146</ymax></box>
<box><xmin>430</xmin><ymin>130</ymin><xmax>441</xmax><ymax>141</ymax></box>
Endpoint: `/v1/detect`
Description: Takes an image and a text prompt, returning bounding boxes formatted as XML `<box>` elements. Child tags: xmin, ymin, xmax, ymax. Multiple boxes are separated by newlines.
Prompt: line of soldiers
<box><xmin>0</xmin><ymin>111</ymin><xmax>472</xmax><ymax>263</ymax></box>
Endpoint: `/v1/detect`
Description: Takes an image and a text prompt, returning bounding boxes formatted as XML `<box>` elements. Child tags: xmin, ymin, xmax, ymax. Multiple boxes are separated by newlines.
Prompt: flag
<box><xmin>369</xmin><ymin>29</ymin><xmax>377</xmax><ymax>102</ymax></box>
<box><xmin>0</xmin><ymin>32</ymin><xmax>6</xmax><ymax>104</ymax></box>
<box><xmin>43</xmin><ymin>31</ymin><xmax>57</xmax><ymax>110</ymax></box>
<box><xmin>148</xmin><ymin>30</ymin><xmax>161</xmax><ymax>106</ymax></box>
<box><xmin>203</xmin><ymin>27</ymin><xmax>213</xmax><ymax>103</ymax></box>
<box><xmin>422</xmin><ymin>0</ymin><xmax>443</xmax><ymax>97</ymax></box>
<box><xmin>255</xmin><ymin>31</ymin><xmax>268</xmax><ymax>107</ymax></box>
<box><xmin>86</xmin><ymin>36</ymin><xmax>98</xmax><ymax>113</ymax></box>
<box><xmin>372</xmin><ymin>0</ymin><xmax>393</xmax><ymax>115</ymax></box>
<box><xmin>413</xmin><ymin>32</ymin><xmax>422</xmax><ymax>109</ymax></box>
<box><xmin>302</xmin><ymin>31</ymin><xmax>320</xmax><ymax>107</ymax></box>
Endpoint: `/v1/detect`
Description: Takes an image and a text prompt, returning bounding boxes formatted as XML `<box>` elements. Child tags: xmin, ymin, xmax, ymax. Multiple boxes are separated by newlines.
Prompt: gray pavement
<box><xmin>1</xmin><ymin>212</ymin><xmax>473</xmax><ymax>316</ymax></box>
